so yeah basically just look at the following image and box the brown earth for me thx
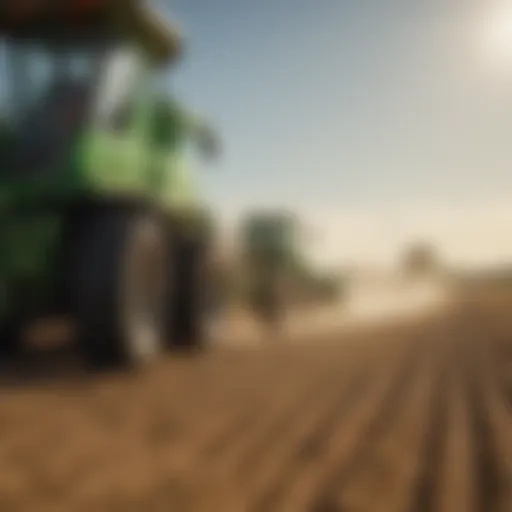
[0,290,510,511]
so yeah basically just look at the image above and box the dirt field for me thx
[0,291,510,511]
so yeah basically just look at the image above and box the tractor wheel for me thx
[166,237,212,351]
[68,209,168,370]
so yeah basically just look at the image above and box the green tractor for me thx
[0,1,221,368]
[240,211,298,326]
[240,211,345,322]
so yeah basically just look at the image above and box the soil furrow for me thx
[405,321,459,512]
[197,355,331,460]
[469,325,512,512]
[235,343,384,478]
[330,337,441,512]
[307,327,435,512]
[201,359,350,477]
[240,362,375,507]
[429,359,477,512]
[270,327,426,512]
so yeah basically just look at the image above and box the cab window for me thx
[94,47,141,132]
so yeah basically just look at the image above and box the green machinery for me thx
[240,211,342,317]
[0,0,220,368]
[240,211,295,320]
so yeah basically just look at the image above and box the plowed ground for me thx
[0,291,510,512]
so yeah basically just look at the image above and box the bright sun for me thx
[481,2,512,67]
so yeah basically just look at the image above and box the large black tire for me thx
[166,236,211,351]
[68,209,168,370]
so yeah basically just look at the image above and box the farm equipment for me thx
[240,211,343,327]
[0,0,221,368]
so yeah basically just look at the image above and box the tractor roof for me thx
[0,0,182,64]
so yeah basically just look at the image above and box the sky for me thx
[154,0,512,269]
[2,1,512,269]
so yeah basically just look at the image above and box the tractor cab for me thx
[0,37,107,174]
[0,0,182,176]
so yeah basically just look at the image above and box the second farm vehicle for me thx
[0,1,220,368]
[241,211,344,327]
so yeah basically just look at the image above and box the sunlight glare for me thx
[480,1,512,69]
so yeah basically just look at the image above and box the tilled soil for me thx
[0,293,510,512]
